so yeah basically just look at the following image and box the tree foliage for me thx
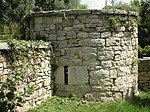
[0,0,81,39]
[104,0,150,47]
[139,0,150,47]
[104,0,140,12]
[34,0,80,11]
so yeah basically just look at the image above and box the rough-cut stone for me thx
[138,58,150,91]
[34,17,42,24]
[0,43,10,50]
[53,17,62,23]
[101,32,111,38]
[68,66,88,84]
[79,39,105,47]
[77,32,88,38]
[27,9,138,104]
[0,44,51,112]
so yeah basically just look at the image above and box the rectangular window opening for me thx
[64,66,68,85]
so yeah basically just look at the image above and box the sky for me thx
[81,0,132,9]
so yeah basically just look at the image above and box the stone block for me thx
[119,67,131,75]
[68,66,88,84]
[64,27,72,31]
[83,59,98,66]
[54,67,64,84]
[88,15,99,19]
[90,69,110,79]
[43,17,52,23]
[77,32,88,38]
[0,43,10,50]
[58,40,68,48]
[59,56,76,66]
[77,15,88,20]
[109,69,118,78]
[90,19,103,24]
[101,32,111,38]
[79,39,105,47]
[96,27,108,32]
[73,24,85,29]
[79,47,97,59]
[47,34,57,41]
[43,78,51,86]
[101,61,112,68]
[73,19,80,24]
[106,38,120,46]
[113,92,123,100]
[57,31,66,37]
[86,24,97,28]
[57,36,66,41]
[91,86,103,92]
[72,59,82,66]
[84,93,95,101]
[34,17,42,24]
[88,33,100,38]
[53,17,62,23]
[66,48,77,57]
[0,63,3,68]
[66,31,76,38]
[98,51,114,60]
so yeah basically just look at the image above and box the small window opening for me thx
[112,78,116,85]
[64,66,68,85]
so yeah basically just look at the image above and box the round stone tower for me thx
[27,9,138,101]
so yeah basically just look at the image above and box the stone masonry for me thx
[27,9,138,101]
[0,43,51,111]
[138,58,150,91]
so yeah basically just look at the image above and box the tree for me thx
[103,0,140,12]
[0,0,81,39]
[34,0,80,11]
[139,0,150,47]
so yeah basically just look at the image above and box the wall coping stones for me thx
[0,42,50,50]
[139,58,150,72]
[25,9,138,19]
[0,43,10,50]
[139,57,150,60]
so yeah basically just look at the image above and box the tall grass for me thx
[28,92,150,112]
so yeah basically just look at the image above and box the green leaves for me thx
[0,39,49,112]
[138,46,150,57]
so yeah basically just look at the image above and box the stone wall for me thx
[138,58,150,91]
[28,9,138,101]
[0,43,51,111]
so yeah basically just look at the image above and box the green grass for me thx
[28,91,150,112]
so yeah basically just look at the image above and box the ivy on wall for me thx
[0,39,51,112]
[108,16,136,32]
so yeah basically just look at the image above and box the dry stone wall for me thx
[28,9,138,101]
[138,58,150,91]
[0,43,51,111]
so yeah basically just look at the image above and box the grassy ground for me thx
[28,91,150,112]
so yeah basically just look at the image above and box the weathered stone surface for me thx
[27,9,138,103]
[73,24,85,29]
[77,32,88,38]
[0,45,51,112]
[68,66,88,84]
[88,33,100,38]
[54,67,64,84]
[90,69,110,79]
[101,32,111,38]
[53,17,62,23]
[79,39,105,47]
[0,43,10,50]
[98,51,114,60]
[138,58,150,91]
[34,17,42,24]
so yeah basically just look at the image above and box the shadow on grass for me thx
[128,91,150,108]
